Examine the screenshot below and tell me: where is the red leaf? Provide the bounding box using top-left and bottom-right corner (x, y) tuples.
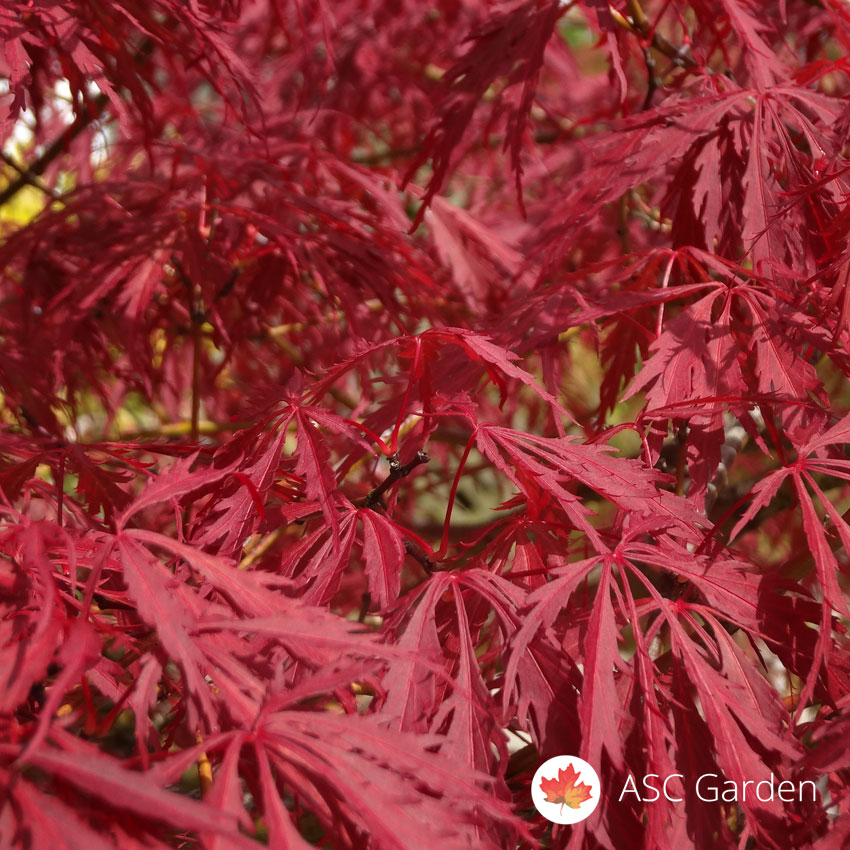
(358, 508), (406, 609)
(116, 534), (215, 721)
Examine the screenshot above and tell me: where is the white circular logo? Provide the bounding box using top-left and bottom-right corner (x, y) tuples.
(531, 756), (601, 824)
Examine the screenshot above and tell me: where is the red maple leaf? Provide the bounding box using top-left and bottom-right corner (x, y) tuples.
(539, 763), (594, 813)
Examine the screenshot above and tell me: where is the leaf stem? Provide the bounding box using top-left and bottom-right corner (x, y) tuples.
(390, 337), (422, 454)
(437, 430), (477, 560)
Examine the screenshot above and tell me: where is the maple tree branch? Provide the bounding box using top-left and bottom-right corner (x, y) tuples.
(117, 419), (249, 440)
(0, 38), (154, 210)
(364, 452), (435, 575)
(640, 45), (660, 110)
(363, 451), (430, 509)
(351, 145), (420, 166)
(0, 152), (61, 202)
(237, 453), (434, 574)
(357, 592), (372, 623)
(0, 93), (109, 209)
(403, 538), (435, 575)
(617, 192), (630, 253)
(626, 0), (652, 33)
(609, 2), (699, 73)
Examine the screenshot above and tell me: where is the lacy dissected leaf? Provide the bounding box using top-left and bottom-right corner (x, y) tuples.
(195, 600), (398, 668)
(726, 416), (850, 706)
(429, 579), (509, 775)
(254, 710), (527, 850)
(116, 533), (216, 721)
(291, 407), (341, 538)
(2, 1), (850, 848)
(116, 453), (231, 530)
(3, 729), (254, 849)
(358, 508), (407, 609)
(192, 423), (286, 557)
(381, 571), (519, 778)
(379, 576), (448, 733)
(0, 522), (64, 715)
(426, 196), (529, 311)
(578, 560), (626, 772)
(739, 287), (830, 441)
(407, 0), (565, 218)
(475, 423), (665, 547)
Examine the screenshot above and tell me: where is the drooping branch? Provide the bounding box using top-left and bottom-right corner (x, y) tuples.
(0, 93), (108, 209)
(0, 152), (61, 201)
(0, 38), (154, 209)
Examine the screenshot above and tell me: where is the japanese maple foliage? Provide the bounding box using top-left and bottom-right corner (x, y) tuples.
(2, 1), (850, 848)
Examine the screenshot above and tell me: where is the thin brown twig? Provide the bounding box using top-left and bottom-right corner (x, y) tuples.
(237, 453), (432, 573)
(363, 451), (429, 509)
(0, 93), (109, 209)
(238, 527), (283, 570)
(0, 152), (61, 201)
(609, 1), (699, 72)
(403, 538), (435, 574)
(364, 452), (434, 576)
(0, 38), (155, 210)
(617, 192), (630, 254)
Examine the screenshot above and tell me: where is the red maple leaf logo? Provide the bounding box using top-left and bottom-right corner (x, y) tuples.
(539, 763), (594, 814)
